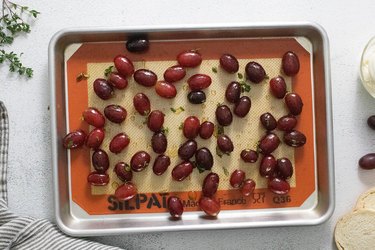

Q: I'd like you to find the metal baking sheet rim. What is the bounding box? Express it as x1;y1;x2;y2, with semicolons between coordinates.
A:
49;22;334;236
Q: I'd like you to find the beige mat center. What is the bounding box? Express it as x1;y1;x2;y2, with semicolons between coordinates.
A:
88;58;296;195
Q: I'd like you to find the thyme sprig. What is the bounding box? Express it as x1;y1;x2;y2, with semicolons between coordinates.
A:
0;0;39;77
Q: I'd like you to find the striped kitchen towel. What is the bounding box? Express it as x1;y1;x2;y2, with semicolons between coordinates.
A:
0;102;121;250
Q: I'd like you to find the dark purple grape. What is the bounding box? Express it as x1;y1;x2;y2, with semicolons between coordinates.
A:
126;37;149;53
63;130;86;149
367;115;375;130
240;149;258;163
270;76;287;99
114;162;133;182
276;158;293;179
92;149;109;173
241;179;256;197
282;51;300;76
153;154;171;175
133;93;151;116
220;54;239;73
216;104;232;126
199;121;214;139
217;134;234;154
277;115;298;131
151;132;168;154
202;173;219;197
188;91;206;104
285;93;303;116
171;161;193;181
93;78;114;100
225;81;241;103
147;110;165;132
260;112;277;131
104;104;127;124
134;69;157;87
258;133;280;154
230;169;245;188
164;65;186;83
195;147;213;171
130;151;151;172
283;130;306;147
245;61;266;83
268;177;290;195
359;153;375;169
234;96;251;117
177;51;202;68
168;196;184;218
259;155;277;178
178;140;197;160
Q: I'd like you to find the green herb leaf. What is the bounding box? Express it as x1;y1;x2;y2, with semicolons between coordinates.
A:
237;73;243;79
212;66;218;73
239;81;251;93
192;161;205;173
178;123;183;130
223;167;229;176
170;106;185;114
216;145;224;158
104;65;114;77
161;127;169;134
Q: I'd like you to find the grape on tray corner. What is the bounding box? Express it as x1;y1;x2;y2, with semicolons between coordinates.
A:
285;92;303;116
282;51;300;76
268;177;290;195
63;129;86;149
283;130;306;147
241;179;256;197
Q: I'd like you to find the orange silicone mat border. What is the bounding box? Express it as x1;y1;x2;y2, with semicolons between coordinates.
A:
66;38;315;215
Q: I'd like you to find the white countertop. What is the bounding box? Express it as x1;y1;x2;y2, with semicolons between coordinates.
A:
1;0;375;249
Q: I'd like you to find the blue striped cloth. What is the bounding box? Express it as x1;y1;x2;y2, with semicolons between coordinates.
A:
0;102;121;249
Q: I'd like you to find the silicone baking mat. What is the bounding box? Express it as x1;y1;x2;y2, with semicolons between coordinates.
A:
65;38;316;215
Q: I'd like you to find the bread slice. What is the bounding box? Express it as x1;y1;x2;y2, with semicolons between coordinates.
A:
354;187;375;210
335;209;375;250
